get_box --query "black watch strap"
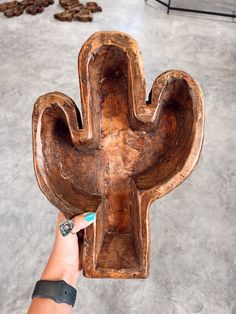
[32,280,77,307]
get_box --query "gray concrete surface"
[0,0,236,313]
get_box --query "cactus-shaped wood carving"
[32,31,204,278]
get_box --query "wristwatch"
[32,280,77,307]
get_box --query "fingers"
[72,212,96,233]
[56,211,96,237]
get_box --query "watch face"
[59,220,74,236]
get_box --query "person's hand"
[27,211,95,314]
[40,211,96,287]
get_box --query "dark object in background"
[0,0,18,12]
[54,0,101,22]
[54,9,74,21]
[73,7,93,22]
[0,0,101,20]
[86,1,102,13]
[0,0,54,17]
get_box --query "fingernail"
[84,212,96,222]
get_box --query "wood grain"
[32,31,204,279]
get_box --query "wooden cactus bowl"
[32,31,204,279]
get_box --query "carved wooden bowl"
[32,31,204,279]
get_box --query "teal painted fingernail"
[84,212,96,222]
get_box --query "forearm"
[27,211,95,314]
[27,297,72,314]
[27,256,78,314]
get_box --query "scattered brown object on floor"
[26,4,43,15]
[26,0,54,15]
[4,1,25,17]
[54,10,74,21]
[66,2,83,10]
[59,0,80,9]
[32,31,204,279]
[73,7,92,21]
[3,0,25,17]
[4,7,23,17]
[0,0,54,17]
[54,1,84,21]
[54,0,101,22]
[0,0,18,12]
[86,1,101,12]
[0,2,8,11]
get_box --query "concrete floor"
[0,0,236,313]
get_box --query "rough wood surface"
[32,31,204,279]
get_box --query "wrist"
[41,256,79,288]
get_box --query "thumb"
[72,212,96,233]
